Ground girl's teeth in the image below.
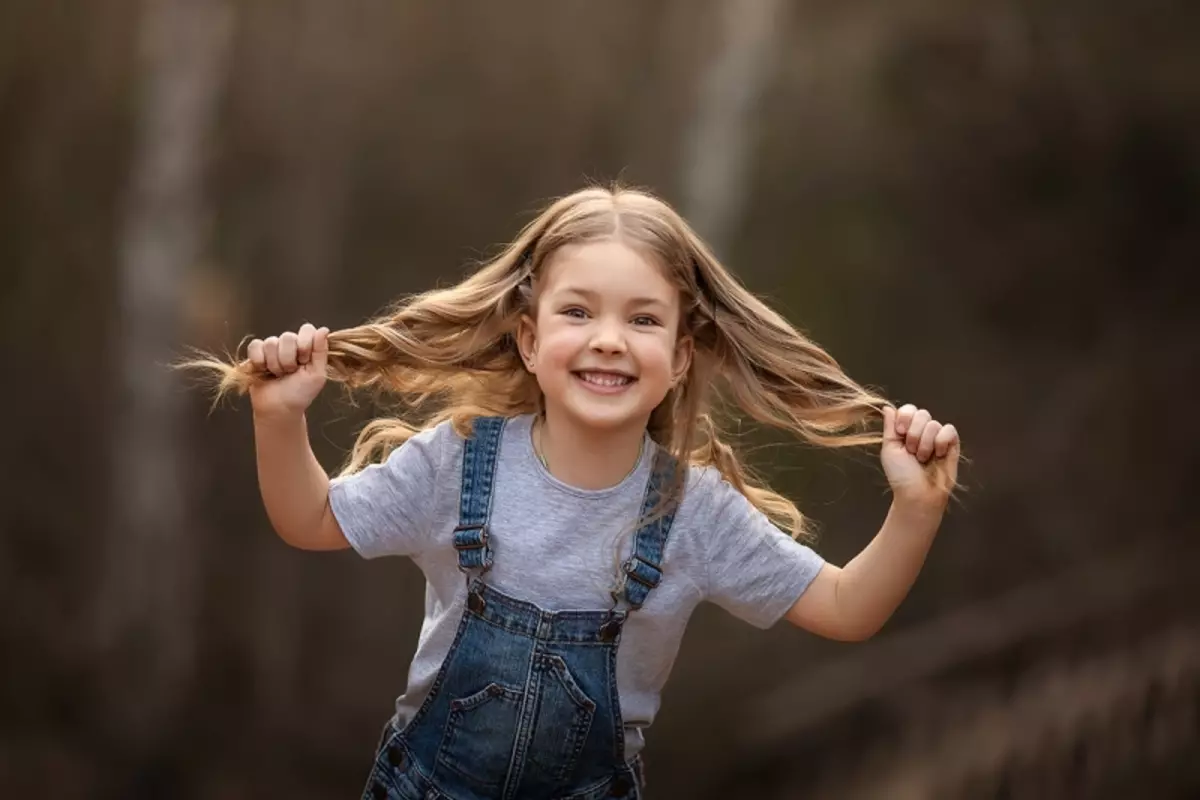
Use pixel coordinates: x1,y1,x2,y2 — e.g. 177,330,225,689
581,372,630,386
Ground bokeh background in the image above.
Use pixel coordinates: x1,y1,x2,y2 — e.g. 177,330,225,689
2,0,1198,797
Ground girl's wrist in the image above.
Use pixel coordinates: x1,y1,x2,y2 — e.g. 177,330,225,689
890,492,948,522
253,406,307,429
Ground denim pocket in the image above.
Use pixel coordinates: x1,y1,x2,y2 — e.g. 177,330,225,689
526,654,598,786
436,683,523,791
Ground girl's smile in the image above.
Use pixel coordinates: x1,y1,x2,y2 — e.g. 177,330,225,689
573,369,637,394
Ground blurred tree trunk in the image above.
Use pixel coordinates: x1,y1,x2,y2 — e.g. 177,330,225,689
95,0,233,747
227,2,358,740
680,0,785,255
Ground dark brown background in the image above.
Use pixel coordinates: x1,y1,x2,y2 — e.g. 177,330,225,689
2,1,1197,797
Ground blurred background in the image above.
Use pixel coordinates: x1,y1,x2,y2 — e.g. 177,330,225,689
2,0,1198,797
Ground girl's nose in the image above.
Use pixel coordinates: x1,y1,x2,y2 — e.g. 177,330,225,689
589,318,627,354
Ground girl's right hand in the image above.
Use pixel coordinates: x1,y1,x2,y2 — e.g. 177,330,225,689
247,322,330,417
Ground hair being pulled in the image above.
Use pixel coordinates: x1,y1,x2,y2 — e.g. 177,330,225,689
186,182,921,540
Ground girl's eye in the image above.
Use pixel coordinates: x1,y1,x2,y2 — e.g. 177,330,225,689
562,307,588,319
632,315,661,327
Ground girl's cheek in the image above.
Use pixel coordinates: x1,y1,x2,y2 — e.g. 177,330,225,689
539,335,580,367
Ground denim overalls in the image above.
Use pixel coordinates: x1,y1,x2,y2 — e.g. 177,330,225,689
362,416,678,800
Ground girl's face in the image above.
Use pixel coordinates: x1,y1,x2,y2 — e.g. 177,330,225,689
520,239,692,433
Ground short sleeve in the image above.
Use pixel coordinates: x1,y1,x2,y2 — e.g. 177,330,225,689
328,421,452,559
701,474,826,629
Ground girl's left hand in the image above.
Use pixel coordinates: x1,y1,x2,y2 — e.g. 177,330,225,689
881,404,961,509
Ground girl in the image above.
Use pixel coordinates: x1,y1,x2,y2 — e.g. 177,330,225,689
190,185,960,800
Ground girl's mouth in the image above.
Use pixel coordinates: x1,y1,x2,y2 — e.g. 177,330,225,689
573,370,636,394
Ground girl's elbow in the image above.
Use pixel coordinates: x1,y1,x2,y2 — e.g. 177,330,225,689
786,612,878,642
840,623,880,642
813,621,877,642
271,509,349,552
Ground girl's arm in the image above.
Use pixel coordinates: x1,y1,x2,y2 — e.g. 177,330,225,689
244,323,348,551
785,499,943,641
786,404,960,641
254,409,349,551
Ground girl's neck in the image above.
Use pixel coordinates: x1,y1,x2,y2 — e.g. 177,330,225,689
534,408,646,490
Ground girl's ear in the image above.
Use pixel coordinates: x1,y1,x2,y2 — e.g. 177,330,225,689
672,334,694,386
517,314,538,372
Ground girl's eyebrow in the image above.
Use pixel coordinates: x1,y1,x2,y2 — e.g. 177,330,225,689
556,286,670,308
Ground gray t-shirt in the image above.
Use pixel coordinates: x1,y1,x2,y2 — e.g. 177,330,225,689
329,414,824,757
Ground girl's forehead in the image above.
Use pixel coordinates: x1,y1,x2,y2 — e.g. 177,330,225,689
540,240,677,296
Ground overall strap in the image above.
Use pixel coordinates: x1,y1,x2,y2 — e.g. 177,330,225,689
615,448,682,610
454,416,506,576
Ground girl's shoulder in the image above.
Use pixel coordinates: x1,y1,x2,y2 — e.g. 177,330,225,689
431,412,534,465
677,461,753,521
415,413,524,446
408,417,461,452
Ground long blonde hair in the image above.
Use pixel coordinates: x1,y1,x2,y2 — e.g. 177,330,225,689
188,183,900,540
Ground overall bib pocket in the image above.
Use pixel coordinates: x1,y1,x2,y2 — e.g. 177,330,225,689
526,653,598,785
435,682,523,790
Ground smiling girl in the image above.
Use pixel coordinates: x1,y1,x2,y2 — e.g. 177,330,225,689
188,185,960,800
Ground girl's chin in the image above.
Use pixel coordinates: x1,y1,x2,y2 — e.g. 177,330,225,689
552,398,656,432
